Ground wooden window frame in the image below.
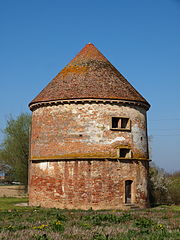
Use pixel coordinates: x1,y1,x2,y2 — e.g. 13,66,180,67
111,117,131,131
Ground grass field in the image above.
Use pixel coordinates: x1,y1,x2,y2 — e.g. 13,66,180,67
0,197,28,210
0,198,179,240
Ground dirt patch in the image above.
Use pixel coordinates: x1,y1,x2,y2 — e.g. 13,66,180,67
14,202,28,206
0,185,26,197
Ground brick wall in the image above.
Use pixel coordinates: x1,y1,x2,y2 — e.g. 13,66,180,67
29,101,149,209
29,159,149,209
30,103,149,160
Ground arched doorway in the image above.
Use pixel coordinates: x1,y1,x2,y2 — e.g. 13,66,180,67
125,180,133,203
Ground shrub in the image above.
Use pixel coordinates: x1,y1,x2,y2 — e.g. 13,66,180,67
167,171,180,205
149,164,171,205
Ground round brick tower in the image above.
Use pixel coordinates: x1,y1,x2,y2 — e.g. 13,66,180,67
29,43,150,209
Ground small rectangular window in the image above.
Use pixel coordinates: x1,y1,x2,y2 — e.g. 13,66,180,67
111,117,131,130
119,148,131,158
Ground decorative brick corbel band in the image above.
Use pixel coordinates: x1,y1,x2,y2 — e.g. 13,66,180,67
29,98,150,111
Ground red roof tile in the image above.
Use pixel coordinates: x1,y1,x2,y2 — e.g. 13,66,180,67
29,43,150,109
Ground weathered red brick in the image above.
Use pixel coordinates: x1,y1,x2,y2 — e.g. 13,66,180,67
28,44,150,210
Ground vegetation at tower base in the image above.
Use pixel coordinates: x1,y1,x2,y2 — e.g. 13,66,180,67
0,198,179,240
0,113,31,188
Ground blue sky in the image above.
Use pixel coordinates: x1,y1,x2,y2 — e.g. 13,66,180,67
0,0,179,172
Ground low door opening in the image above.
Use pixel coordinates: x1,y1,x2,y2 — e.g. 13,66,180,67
125,180,133,204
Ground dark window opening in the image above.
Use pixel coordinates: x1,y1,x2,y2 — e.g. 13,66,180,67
111,117,130,130
119,148,131,158
112,117,120,128
121,118,129,128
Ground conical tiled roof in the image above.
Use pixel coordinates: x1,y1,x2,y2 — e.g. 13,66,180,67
29,43,150,109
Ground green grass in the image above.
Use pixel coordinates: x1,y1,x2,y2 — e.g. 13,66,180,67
167,205,180,211
0,198,179,240
0,197,28,210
